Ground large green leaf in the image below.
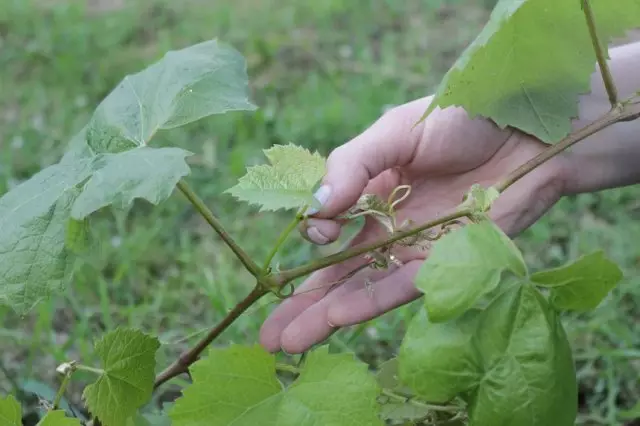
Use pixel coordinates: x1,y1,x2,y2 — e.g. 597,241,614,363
83,328,160,426
399,282,577,426
531,250,623,311
0,395,21,426
0,163,91,314
85,39,255,154
0,39,255,313
426,0,640,143
37,411,82,426
225,144,327,212
415,221,526,322
170,345,382,426
70,147,192,219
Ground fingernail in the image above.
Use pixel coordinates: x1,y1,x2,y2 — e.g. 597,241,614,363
306,185,331,215
307,227,329,245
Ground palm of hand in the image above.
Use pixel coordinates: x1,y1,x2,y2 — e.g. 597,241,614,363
259,100,567,354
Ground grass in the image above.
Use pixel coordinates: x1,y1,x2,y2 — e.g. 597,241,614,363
0,0,638,424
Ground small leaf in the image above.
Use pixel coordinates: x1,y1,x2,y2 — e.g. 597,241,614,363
37,411,82,426
531,251,623,311
82,328,160,426
170,345,382,426
399,281,578,426
0,395,21,426
423,0,640,143
379,400,431,423
376,358,404,391
415,221,526,322
225,144,326,212
0,162,92,314
85,39,255,154
71,147,192,219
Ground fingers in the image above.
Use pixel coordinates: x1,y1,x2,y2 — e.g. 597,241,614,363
259,254,371,352
327,260,423,327
272,261,422,354
309,98,431,220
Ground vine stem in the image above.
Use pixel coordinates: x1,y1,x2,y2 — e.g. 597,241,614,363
581,0,618,106
277,208,472,283
261,206,307,273
494,99,640,193
154,285,267,389
177,180,262,277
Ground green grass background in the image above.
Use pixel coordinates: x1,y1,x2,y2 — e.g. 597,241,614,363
0,0,638,424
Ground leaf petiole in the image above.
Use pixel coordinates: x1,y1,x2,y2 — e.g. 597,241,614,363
74,364,105,376
261,205,308,274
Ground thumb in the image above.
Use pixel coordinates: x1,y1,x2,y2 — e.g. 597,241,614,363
310,99,428,218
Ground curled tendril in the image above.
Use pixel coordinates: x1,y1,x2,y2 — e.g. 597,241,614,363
273,281,296,299
388,184,412,210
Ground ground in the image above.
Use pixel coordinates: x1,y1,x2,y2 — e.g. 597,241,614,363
0,0,638,424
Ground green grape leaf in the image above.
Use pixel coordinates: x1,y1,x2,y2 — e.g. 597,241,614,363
70,147,192,219
424,0,640,143
170,345,382,426
531,250,623,311
399,309,481,403
0,395,21,426
0,162,92,314
0,39,255,314
83,328,160,426
225,144,327,212
399,281,577,426
415,220,527,322
37,411,82,426
85,40,255,154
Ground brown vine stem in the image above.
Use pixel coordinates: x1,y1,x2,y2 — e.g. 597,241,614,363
177,180,262,278
277,208,472,283
154,285,267,389
581,0,618,107
494,99,640,194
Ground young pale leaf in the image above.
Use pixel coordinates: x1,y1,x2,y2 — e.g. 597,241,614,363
85,39,255,154
70,147,192,219
424,0,640,143
0,162,92,314
83,328,160,426
415,220,526,322
0,395,21,426
399,282,577,426
531,250,622,311
170,345,382,426
225,144,327,212
37,411,82,426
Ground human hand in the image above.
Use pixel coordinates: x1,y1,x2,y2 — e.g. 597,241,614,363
259,96,569,354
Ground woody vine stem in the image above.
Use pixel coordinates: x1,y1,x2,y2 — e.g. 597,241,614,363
153,1,640,389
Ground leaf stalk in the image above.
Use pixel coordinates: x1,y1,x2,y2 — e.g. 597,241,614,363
581,0,618,107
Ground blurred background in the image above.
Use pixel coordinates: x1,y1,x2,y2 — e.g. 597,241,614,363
0,0,638,424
